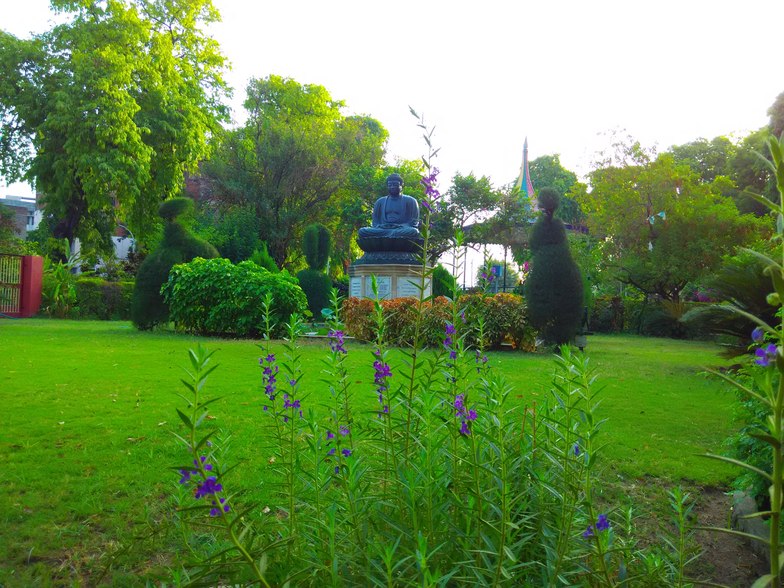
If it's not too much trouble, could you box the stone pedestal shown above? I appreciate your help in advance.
[348,263,431,300]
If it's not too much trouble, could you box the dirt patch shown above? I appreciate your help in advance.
[692,487,768,586]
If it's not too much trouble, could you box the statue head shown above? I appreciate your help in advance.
[387,173,404,196]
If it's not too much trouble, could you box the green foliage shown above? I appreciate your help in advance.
[204,75,387,267]
[537,186,561,214]
[131,207,218,330]
[530,154,583,225]
[302,223,331,271]
[162,257,306,337]
[0,1,229,251]
[296,268,332,319]
[198,204,261,263]
[526,191,584,345]
[40,255,79,317]
[577,138,765,301]
[249,242,278,272]
[683,247,777,351]
[432,263,457,298]
[158,197,193,222]
[74,277,133,320]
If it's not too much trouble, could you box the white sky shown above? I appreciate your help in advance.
[3,0,783,200]
[2,0,782,219]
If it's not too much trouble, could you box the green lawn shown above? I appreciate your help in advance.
[0,319,741,584]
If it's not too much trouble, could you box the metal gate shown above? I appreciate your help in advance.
[0,255,22,315]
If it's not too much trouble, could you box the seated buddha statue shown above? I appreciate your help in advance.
[357,173,424,255]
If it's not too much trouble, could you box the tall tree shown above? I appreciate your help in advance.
[576,139,765,301]
[669,136,736,184]
[204,75,388,268]
[0,0,228,253]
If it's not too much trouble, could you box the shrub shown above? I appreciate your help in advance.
[590,295,624,333]
[74,277,134,320]
[131,198,218,330]
[40,255,78,318]
[342,293,534,350]
[162,258,307,337]
[432,264,457,298]
[302,223,331,271]
[525,187,584,345]
[298,224,333,316]
[296,268,333,319]
[249,242,278,273]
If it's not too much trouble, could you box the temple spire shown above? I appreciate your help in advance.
[513,137,536,210]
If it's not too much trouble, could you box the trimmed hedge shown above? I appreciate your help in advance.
[162,258,307,337]
[75,277,134,320]
[342,293,536,351]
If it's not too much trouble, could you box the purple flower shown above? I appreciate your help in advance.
[449,350,457,360]
[582,525,594,538]
[342,448,352,457]
[194,476,223,499]
[596,514,610,532]
[178,469,197,484]
[454,394,465,412]
[326,430,335,440]
[209,497,230,517]
[466,409,477,421]
[329,330,347,355]
[460,421,471,436]
[573,443,580,457]
[445,322,456,336]
[339,426,350,436]
[751,327,765,343]
[265,354,275,363]
[756,344,778,367]
[327,448,336,456]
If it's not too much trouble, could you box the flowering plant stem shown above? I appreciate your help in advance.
[177,346,270,587]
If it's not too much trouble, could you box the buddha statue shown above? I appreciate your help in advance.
[356,173,424,260]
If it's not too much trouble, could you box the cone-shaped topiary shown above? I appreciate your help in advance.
[525,187,584,345]
[298,223,333,319]
[131,198,219,330]
[302,223,332,271]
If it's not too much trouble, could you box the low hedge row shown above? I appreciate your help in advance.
[342,293,536,351]
[74,277,134,320]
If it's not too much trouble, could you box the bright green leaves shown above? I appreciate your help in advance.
[0,0,229,251]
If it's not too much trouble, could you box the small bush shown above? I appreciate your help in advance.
[432,264,457,298]
[296,268,333,319]
[162,258,307,337]
[75,277,133,320]
[250,242,278,273]
[342,293,535,350]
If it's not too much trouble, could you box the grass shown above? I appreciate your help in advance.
[0,319,741,584]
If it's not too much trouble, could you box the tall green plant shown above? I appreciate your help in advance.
[702,132,784,587]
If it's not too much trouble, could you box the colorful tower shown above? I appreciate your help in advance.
[513,137,536,210]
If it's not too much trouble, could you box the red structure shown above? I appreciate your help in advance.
[0,255,43,318]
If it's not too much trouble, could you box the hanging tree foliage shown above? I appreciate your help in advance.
[0,0,229,253]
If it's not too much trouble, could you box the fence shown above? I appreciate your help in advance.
[0,255,43,318]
